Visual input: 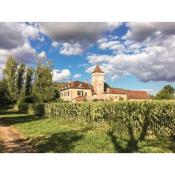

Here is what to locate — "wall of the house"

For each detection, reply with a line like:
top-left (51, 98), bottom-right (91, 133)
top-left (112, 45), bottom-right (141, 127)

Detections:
top-left (104, 94), bottom-right (128, 101)
top-left (92, 93), bottom-right (127, 101)
top-left (60, 88), bottom-right (92, 101)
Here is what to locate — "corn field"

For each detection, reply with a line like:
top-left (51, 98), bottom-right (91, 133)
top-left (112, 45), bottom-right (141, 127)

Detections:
top-left (44, 101), bottom-right (175, 138)
top-left (18, 101), bottom-right (175, 139)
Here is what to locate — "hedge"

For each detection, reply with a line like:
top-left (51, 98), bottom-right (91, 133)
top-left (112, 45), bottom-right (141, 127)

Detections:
top-left (14, 103), bottom-right (45, 116)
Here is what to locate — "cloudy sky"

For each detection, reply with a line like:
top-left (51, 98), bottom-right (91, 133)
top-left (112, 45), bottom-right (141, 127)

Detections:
top-left (1, 22), bottom-right (175, 94)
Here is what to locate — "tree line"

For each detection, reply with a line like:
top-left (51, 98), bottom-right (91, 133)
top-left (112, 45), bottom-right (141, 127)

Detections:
top-left (0, 56), bottom-right (175, 107)
top-left (0, 56), bottom-right (58, 107)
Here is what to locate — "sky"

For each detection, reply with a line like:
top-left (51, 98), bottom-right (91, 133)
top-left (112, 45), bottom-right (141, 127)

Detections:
top-left (1, 22), bottom-right (175, 94)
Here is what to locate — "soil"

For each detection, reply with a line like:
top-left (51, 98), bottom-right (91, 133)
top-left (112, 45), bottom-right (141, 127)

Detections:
top-left (0, 126), bottom-right (33, 153)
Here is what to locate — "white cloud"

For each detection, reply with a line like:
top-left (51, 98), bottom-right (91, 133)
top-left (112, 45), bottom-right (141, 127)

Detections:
top-left (0, 42), bottom-right (36, 65)
top-left (0, 23), bottom-right (39, 68)
top-left (39, 22), bottom-right (121, 43)
top-left (39, 22), bottom-right (121, 55)
top-left (99, 40), bottom-right (120, 50)
top-left (52, 69), bottom-right (71, 82)
top-left (87, 54), bottom-right (113, 64)
top-left (125, 22), bottom-right (175, 42)
top-left (38, 51), bottom-right (47, 59)
top-left (97, 38), bottom-right (108, 44)
top-left (73, 74), bottom-right (82, 79)
top-left (51, 41), bottom-right (59, 47)
top-left (0, 23), bottom-right (39, 50)
top-left (87, 33), bottom-right (175, 82)
top-left (97, 37), bottom-right (125, 53)
top-left (86, 22), bottom-right (175, 82)
top-left (60, 42), bottom-right (83, 55)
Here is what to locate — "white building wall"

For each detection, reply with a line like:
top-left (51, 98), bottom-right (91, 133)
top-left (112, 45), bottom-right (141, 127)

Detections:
top-left (60, 88), bottom-right (92, 101)
top-left (92, 72), bottom-right (104, 97)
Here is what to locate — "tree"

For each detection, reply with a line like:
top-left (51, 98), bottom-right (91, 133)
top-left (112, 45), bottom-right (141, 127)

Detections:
top-left (155, 85), bottom-right (175, 99)
top-left (16, 63), bottom-right (25, 97)
top-left (32, 59), bottom-right (55, 103)
top-left (24, 67), bottom-right (33, 96)
top-left (3, 56), bottom-right (18, 102)
top-left (0, 79), bottom-right (11, 106)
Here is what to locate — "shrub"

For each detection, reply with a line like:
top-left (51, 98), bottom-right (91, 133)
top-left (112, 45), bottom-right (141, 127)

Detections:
top-left (14, 102), bottom-right (28, 112)
top-left (28, 103), bottom-right (45, 116)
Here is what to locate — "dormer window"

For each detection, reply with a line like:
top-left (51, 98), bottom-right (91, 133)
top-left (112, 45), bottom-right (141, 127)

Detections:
top-left (79, 83), bottom-right (82, 88)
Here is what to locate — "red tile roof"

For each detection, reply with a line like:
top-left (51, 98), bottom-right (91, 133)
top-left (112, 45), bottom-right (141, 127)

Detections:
top-left (92, 65), bottom-right (104, 73)
top-left (125, 90), bottom-right (150, 99)
top-left (106, 88), bottom-right (150, 99)
top-left (60, 81), bottom-right (93, 90)
top-left (106, 88), bottom-right (126, 94)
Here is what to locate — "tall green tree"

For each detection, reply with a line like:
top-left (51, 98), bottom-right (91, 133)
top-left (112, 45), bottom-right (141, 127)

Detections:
top-left (0, 79), bottom-right (11, 106)
top-left (24, 67), bottom-right (33, 96)
top-left (3, 56), bottom-right (18, 102)
top-left (16, 63), bottom-right (25, 97)
top-left (33, 59), bottom-right (54, 103)
top-left (155, 85), bottom-right (175, 99)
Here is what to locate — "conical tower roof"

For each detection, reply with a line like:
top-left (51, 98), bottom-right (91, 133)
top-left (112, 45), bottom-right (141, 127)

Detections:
top-left (92, 65), bottom-right (104, 73)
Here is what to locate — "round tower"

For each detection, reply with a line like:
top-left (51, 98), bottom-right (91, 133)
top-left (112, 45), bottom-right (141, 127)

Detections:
top-left (92, 65), bottom-right (104, 96)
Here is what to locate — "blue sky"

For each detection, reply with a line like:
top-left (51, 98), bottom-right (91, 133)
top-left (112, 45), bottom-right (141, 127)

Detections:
top-left (1, 22), bottom-right (175, 94)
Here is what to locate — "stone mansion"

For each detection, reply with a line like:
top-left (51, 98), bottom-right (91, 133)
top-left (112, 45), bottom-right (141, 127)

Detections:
top-left (60, 65), bottom-right (150, 102)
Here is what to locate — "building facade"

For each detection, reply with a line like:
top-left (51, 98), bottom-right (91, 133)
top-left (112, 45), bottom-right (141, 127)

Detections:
top-left (60, 65), bottom-right (150, 102)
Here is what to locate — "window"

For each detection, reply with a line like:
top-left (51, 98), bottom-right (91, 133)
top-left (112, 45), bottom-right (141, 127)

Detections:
top-left (68, 91), bottom-right (69, 96)
top-left (79, 83), bottom-right (82, 88)
top-left (85, 92), bottom-right (87, 96)
top-left (77, 90), bottom-right (83, 96)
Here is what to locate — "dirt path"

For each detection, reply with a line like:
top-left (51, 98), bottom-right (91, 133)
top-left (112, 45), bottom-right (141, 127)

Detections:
top-left (0, 126), bottom-right (33, 153)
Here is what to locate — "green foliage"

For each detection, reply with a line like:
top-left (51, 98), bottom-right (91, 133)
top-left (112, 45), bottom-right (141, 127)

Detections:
top-left (14, 103), bottom-right (28, 112)
top-left (155, 85), bottom-right (175, 99)
top-left (1, 56), bottom-right (59, 105)
top-left (0, 79), bottom-right (11, 106)
top-left (32, 59), bottom-right (55, 103)
top-left (16, 63), bottom-right (25, 97)
top-left (1, 106), bottom-right (175, 153)
top-left (24, 67), bottom-right (33, 96)
top-left (3, 56), bottom-right (18, 102)
top-left (28, 103), bottom-right (45, 116)
top-left (44, 101), bottom-right (175, 139)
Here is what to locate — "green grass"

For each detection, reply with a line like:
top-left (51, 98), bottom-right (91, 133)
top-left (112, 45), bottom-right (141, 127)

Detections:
top-left (0, 107), bottom-right (175, 153)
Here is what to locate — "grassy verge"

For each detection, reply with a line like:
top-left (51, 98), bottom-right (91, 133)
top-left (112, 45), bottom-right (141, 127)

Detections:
top-left (0, 108), bottom-right (175, 153)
